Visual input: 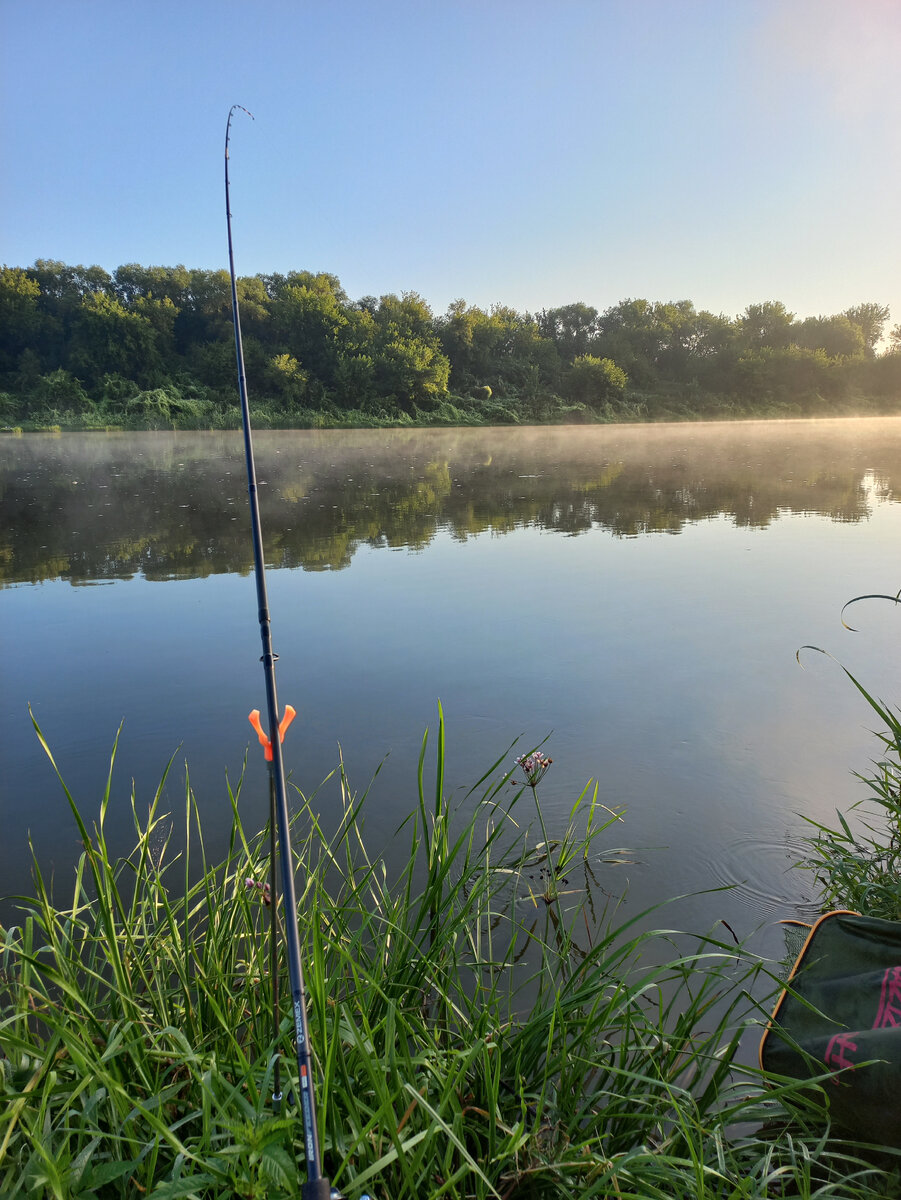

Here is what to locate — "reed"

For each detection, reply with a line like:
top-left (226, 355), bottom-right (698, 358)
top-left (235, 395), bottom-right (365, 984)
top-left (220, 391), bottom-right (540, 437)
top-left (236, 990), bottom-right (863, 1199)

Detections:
top-left (798, 627), bottom-right (901, 921)
top-left (1, 711), bottom-right (896, 1198)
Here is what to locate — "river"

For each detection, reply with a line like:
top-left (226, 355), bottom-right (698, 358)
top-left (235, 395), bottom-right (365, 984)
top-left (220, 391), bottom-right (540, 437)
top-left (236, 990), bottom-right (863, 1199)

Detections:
top-left (3, 418), bottom-right (901, 954)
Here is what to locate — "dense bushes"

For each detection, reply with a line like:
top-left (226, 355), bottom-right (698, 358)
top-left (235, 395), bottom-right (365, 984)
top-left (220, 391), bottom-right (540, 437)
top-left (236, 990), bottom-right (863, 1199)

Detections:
top-left (1, 261), bottom-right (899, 429)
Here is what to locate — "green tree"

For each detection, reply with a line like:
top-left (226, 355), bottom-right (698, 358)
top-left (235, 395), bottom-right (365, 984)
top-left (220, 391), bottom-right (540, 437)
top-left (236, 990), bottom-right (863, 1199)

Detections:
top-left (67, 292), bottom-right (164, 389)
top-left (264, 353), bottom-right (309, 408)
top-left (235, 275), bottom-right (272, 340)
top-left (436, 300), bottom-right (482, 386)
top-left (189, 334), bottom-right (268, 394)
top-left (843, 303), bottom-right (891, 356)
top-left (113, 263), bottom-right (192, 308)
top-left (23, 261), bottom-right (115, 373)
top-left (0, 267), bottom-right (41, 375)
top-left (651, 300), bottom-right (707, 378)
top-left (327, 304), bottom-right (380, 409)
top-left (870, 338), bottom-right (901, 400)
top-left (537, 303), bottom-right (599, 363)
top-left (438, 301), bottom-right (556, 392)
top-left (737, 301), bottom-right (795, 350)
top-left (594, 299), bottom-right (663, 388)
top-left (736, 345), bottom-right (836, 409)
top-left (29, 260), bottom-right (113, 307)
top-left (374, 292), bottom-right (435, 340)
top-left (272, 277), bottom-right (349, 386)
top-left (566, 355), bottom-right (628, 406)
top-left (369, 293), bottom-right (450, 410)
top-left (173, 268), bottom-right (233, 348)
top-left (794, 315), bottom-right (865, 359)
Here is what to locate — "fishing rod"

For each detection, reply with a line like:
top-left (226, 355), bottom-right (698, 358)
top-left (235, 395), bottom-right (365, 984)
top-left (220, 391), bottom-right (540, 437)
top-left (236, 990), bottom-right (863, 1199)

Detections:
top-left (225, 104), bottom-right (336, 1200)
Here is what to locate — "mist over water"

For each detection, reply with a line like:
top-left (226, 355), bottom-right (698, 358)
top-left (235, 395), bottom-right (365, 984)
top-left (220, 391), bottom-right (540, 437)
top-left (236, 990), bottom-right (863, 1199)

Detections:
top-left (4, 418), bottom-right (901, 953)
top-left (1, 420), bottom-right (893, 584)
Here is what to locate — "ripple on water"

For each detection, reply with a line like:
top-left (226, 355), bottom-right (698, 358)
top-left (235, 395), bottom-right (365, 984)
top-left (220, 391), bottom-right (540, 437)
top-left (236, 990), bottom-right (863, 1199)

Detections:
top-left (705, 836), bottom-right (822, 923)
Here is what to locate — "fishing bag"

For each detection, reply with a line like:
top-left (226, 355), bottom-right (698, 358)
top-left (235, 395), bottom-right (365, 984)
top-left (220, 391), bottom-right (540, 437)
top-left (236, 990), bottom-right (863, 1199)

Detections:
top-left (760, 909), bottom-right (901, 1145)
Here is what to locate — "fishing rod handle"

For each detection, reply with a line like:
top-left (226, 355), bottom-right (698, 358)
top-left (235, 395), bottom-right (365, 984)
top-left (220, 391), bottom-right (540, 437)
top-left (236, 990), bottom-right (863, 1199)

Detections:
top-left (300, 1182), bottom-right (330, 1200)
top-left (302, 1182), bottom-right (368, 1200)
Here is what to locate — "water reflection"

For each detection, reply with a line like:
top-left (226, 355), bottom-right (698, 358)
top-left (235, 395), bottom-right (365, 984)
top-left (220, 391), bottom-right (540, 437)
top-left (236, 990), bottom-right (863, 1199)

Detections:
top-left (5, 418), bottom-right (901, 961)
top-left (1, 419), bottom-right (897, 586)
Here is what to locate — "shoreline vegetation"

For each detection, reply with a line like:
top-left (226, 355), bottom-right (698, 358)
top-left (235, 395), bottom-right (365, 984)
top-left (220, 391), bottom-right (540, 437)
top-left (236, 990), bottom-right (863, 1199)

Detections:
top-left (2, 261), bottom-right (901, 432)
top-left (3, 690), bottom-right (901, 1197)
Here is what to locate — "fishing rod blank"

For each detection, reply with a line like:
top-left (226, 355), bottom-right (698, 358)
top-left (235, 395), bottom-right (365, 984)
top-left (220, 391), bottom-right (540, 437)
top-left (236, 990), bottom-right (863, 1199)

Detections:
top-left (225, 104), bottom-right (335, 1200)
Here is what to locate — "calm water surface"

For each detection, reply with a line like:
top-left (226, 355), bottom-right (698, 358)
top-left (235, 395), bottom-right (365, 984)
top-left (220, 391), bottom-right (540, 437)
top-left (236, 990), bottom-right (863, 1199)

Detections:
top-left (4, 419), bottom-right (901, 954)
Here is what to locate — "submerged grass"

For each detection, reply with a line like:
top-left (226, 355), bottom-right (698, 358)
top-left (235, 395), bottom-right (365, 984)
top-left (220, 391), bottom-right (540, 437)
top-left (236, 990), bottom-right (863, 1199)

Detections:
top-left (2, 709), bottom-right (899, 1198)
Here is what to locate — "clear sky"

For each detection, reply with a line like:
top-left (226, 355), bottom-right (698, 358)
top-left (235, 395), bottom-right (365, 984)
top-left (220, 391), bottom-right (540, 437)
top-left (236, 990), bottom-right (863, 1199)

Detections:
top-left (2, 0), bottom-right (900, 329)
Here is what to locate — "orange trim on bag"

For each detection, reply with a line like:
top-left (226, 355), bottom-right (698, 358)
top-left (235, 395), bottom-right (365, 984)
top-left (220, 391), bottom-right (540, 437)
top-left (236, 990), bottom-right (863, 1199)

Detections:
top-left (758, 909), bottom-right (860, 1072)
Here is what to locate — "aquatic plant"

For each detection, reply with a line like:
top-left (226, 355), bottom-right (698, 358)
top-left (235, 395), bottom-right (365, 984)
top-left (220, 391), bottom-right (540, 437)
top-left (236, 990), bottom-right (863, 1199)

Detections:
top-left (799, 595), bottom-right (901, 920)
top-left (513, 750), bottom-right (566, 903)
top-left (515, 751), bottom-right (553, 787)
top-left (1, 712), bottom-right (896, 1197)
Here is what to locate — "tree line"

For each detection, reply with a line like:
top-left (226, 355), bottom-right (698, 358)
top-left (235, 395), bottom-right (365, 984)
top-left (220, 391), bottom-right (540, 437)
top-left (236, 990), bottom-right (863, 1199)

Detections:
top-left (1, 259), bottom-right (899, 428)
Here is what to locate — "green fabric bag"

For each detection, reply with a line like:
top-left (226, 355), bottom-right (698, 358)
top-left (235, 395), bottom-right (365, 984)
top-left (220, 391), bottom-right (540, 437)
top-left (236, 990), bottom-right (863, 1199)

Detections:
top-left (760, 910), bottom-right (901, 1145)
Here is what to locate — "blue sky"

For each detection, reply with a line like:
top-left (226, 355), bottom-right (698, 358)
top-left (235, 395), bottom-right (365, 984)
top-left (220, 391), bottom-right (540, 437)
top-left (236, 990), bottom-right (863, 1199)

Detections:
top-left (3, 0), bottom-right (900, 330)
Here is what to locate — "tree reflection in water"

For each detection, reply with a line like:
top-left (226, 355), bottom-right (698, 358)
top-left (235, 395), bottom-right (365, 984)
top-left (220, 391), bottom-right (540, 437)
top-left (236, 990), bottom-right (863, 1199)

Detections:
top-left (1, 418), bottom-right (897, 587)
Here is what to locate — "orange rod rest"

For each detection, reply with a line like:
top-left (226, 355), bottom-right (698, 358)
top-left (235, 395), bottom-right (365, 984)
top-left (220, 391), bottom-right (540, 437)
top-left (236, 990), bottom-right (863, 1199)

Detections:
top-left (249, 705), bottom-right (297, 761)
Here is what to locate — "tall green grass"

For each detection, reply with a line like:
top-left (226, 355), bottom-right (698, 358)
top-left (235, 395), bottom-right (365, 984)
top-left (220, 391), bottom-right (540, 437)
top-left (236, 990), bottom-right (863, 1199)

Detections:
top-left (2, 710), bottom-right (897, 1198)
top-left (799, 600), bottom-right (901, 920)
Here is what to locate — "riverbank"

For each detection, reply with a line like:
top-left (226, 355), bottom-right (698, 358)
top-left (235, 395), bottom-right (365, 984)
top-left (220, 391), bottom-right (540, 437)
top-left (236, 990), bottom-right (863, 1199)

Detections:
top-left (3, 708), bottom-right (900, 1198)
top-left (5, 386), bottom-right (901, 435)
